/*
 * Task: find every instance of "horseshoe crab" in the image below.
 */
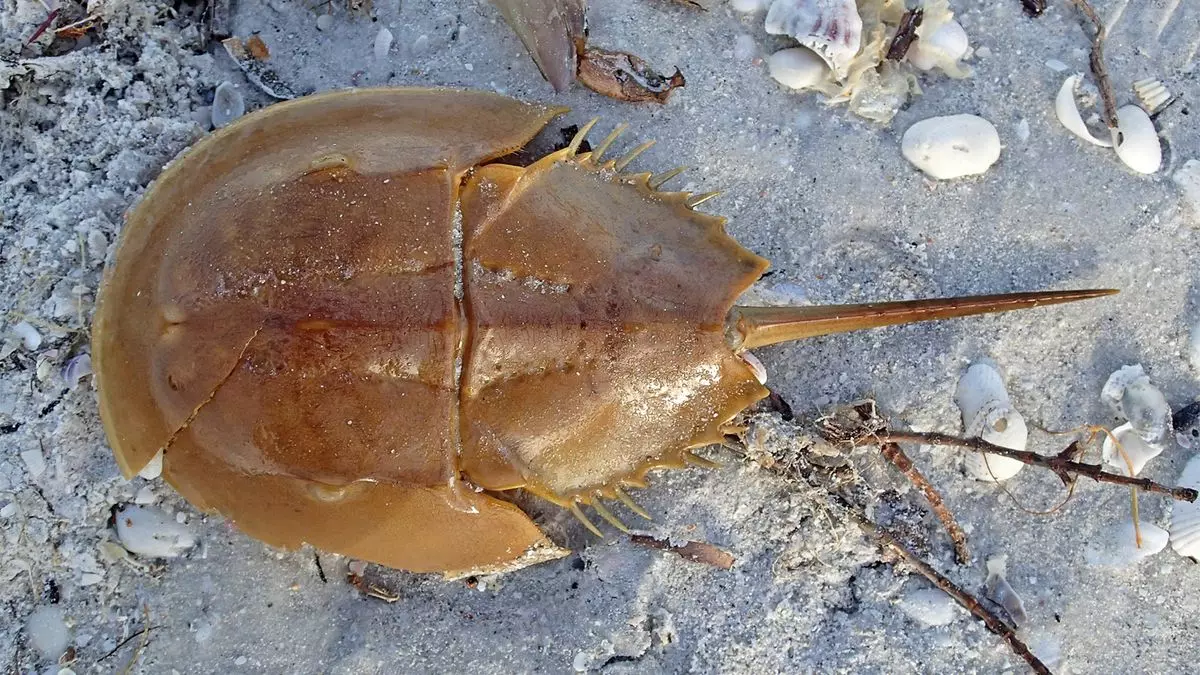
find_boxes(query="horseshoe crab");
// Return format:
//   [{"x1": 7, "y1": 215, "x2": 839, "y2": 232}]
[{"x1": 92, "y1": 88, "x2": 1114, "y2": 577}]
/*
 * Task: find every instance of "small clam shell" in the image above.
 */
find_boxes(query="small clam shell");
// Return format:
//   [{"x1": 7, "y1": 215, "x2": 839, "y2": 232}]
[
  {"x1": 767, "y1": 47, "x2": 830, "y2": 90},
  {"x1": 764, "y1": 0, "x2": 861, "y2": 79},
  {"x1": 112, "y1": 503, "x2": 197, "y2": 558},
  {"x1": 1112, "y1": 104, "x2": 1161, "y2": 175},
  {"x1": 901, "y1": 114, "x2": 1001, "y2": 180},
  {"x1": 211, "y1": 82, "x2": 245, "y2": 129},
  {"x1": 1055, "y1": 74, "x2": 1113, "y2": 148},
  {"x1": 954, "y1": 362, "x2": 1026, "y2": 482},
  {"x1": 1101, "y1": 422, "x2": 1163, "y2": 477},
  {"x1": 907, "y1": 19, "x2": 969, "y2": 71},
  {"x1": 1085, "y1": 518, "x2": 1169, "y2": 567},
  {"x1": 1169, "y1": 456, "x2": 1200, "y2": 558}
]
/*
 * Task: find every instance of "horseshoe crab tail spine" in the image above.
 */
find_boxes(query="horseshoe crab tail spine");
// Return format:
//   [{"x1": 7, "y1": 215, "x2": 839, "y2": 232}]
[{"x1": 726, "y1": 289, "x2": 1119, "y2": 351}]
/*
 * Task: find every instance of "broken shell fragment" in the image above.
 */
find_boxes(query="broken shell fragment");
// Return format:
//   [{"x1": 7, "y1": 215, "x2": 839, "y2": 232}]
[
  {"x1": 1112, "y1": 104, "x2": 1161, "y2": 175},
  {"x1": 1169, "y1": 456, "x2": 1200, "y2": 558},
  {"x1": 1100, "y1": 422, "x2": 1163, "y2": 477},
  {"x1": 1133, "y1": 78, "x2": 1171, "y2": 113},
  {"x1": 1085, "y1": 519, "x2": 1169, "y2": 567},
  {"x1": 765, "y1": 0, "x2": 862, "y2": 79},
  {"x1": 985, "y1": 554, "x2": 1028, "y2": 627},
  {"x1": 767, "y1": 47, "x2": 830, "y2": 90},
  {"x1": 954, "y1": 362, "x2": 1026, "y2": 482},
  {"x1": 1054, "y1": 74, "x2": 1112, "y2": 148},
  {"x1": 897, "y1": 587, "x2": 960, "y2": 627},
  {"x1": 111, "y1": 503, "x2": 197, "y2": 558},
  {"x1": 374, "y1": 27, "x2": 393, "y2": 60},
  {"x1": 907, "y1": 18, "x2": 968, "y2": 72},
  {"x1": 1100, "y1": 364, "x2": 1171, "y2": 445},
  {"x1": 901, "y1": 114, "x2": 1000, "y2": 180}
]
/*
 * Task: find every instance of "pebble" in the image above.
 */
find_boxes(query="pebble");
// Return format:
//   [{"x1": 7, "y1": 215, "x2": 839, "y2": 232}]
[
  {"x1": 316, "y1": 13, "x2": 333, "y2": 31},
  {"x1": 901, "y1": 114, "x2": 1001, "y2": 180},
  {"x1": 974, "y1": 45, "x2": 992, "y2": 59},
  {"x1": 112, "y1": 503, "x2": 197, "y2": 558},
  {"x1": 13, "y1": 320, "x2": 42, "y2": 350},
  {"x1": 897, "y1": 587, "x2": 960, "y2": 627},
  {"x1": 26, "y1": 606, "x2": 71, "y2": 661},
  {"x1": 211, "y1": 82, "x2": 245, "y2": 129},
  {"x1": 767, "y1": 47, "x2": 829, "y2": 91},
  {"x1": 374, "y1": 27, "x2": 393, "y2": 60}
]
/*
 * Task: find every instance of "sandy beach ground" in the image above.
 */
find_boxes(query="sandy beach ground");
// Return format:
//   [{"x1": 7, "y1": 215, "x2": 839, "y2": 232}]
[{"x1": 2, "y1": 0, "x2": 1199, "y2": 671}]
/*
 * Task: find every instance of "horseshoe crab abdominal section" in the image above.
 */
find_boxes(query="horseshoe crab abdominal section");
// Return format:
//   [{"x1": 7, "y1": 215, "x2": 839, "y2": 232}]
[{"x1": 92, "y1": 88, "x2": 1117, "y2": 577}]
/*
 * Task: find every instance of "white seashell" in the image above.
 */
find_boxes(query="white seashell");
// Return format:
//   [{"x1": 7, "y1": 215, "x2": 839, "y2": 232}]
[
  {"x1": 1100, "y1": 364, "x2": 1171, "y2": 445},
  {"x1": 1169, "y1": 456, "x2": 1200, "y2": 558},
  {"x1": 26, "y1": 606, "x2": 71, "y2": 661},
  {"x1": 767, "y1": 47, "x2": 830, "y2": 91},
  {"x1": 137, "y1": 449, "x2": 164, "y2": 480},
  {"x1": 1085, "y1": 518, "x2": 1169, "y2": 567},
  {"x1": 211, "y1": 82, "x2": 245, "y2": 129},
  {"x1": 1112, "y1": 104, "x2": 1161, "y2": 174},
  {"x1": 1101, "y1": 422, "x2": 1163, "y2": 476},
  {"x1": 12, "y1": 320, "x2": 42, "y2": 350},
  {"x1": 112, "y1": 503, "x2": 197, "y2": 558},
  {"x1": 1055, "y1": 74, "x2": 1113, "y2": 148},
  {"x1": 907, "y1": 19, "x2": 969, "y2": 71},
  {"x1": 62, "y1": 353, "x2": 92, "y2": 389},
  {"x1": 764, "y1": 0, "x2": 861, "y2": 79},
  {"x1": 1132, "y1": 78, "x2": 1171, "y2": 112},
  {"x1": 730, "y1": 0, "x2": 770, "y2": 11},
  {"x1": 901, "y1": 115, "x2": 1001, "y2": 180},
  {"x1": 374, "y1": 27, "x2": 393, "y2": 60},
  {"x1": 1027, "y1": 633, "x2": 1065, "y2": 672},
  {"x1": 897, "y1": 587, "x2": 960, "y2": 627},
  {"x1": 955, "y1": 362, "x2": 1027, "y2": 481},
  {"x1": 740, "y1": 351, "x2": 768, "y2": 385}
]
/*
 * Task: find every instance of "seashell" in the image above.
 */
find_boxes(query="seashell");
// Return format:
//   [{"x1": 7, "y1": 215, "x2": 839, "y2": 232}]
[
  {"x1": 12, "y1": 320, "x2": 42, "y2": 351},
  {"x1": 901, "y1": 114, "x2": 1001, "y2": 181},
  {"x1": 1085, "y1": 518, "x2": 1169, "y2": 567},
  {"x1": 907, "y1": 19, "x2": 969, "y2": 72},
  {"x1": 26, "y1": 606, "x2": 71, "y2": 661},
  {"x1": 374, "y1": 27, "x2": 393, "y2": 60},
  {"x1": 954, "y1": 362, "x2": 1026, "y2": 482},
  {"x1": 1055, "y1": 74, "x2": 1113, "y2": 148},
  {"x1": 897, "y1": 587, "x2": 960, "y2": 627},
  {"x1": 111, "y1": 503, "x2": 197, "y2": 558},
  {"x1": 1027, "y1": 633, "x2": 1064, "y2": 672},
  {"x1": 62, "y1": 353, "x2": 92, "y2": 389},
  {"x1": 1132, "y1": 78, "x2": 1171, "y2": 113},
  {"x1": 1175, "y1": 401, "x2": 1200, "y2": 450},
  {"x1": 1112, "y1": 104, "x2": 1161, "y2": 175},
  {"x1": 211, "y1": 82, "x2": 245, "y2": 129},
  {"x1": 767, "y1": 46, "x2": 831, "y2": 90},
  {"x1": 985, "y1": 554, "x2": 1028, "y2": 627},
  {"x1": 1101, "y1": 422, "x2": 1164, "y2": 476},
  {"x1": 1100, "y1": 364, "x2": 1171, "y2": 445},
  {"x1": 1169, "y1": 456, "x2": 1200, "y2": 558},
  {"x1": 740, "y1": 351, "x2": 767, "y2": 385},
  {"x1": 764, "y1": 0, "x2": 862, "y2": 79},
  {"x1": 137, "y1": 449, "x2": 164, "y2": 480}
]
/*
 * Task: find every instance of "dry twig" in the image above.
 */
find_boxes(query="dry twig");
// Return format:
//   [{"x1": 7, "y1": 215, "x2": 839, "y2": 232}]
[
  {"x1": 879, "y1": 442, "x2": 971, "y2": 564},
  {"x1": 1070, "y1": 0, "x2": 1118, "y2": 129},
  {"x1": 861, "y1": 431, "x2": 1198, "y2": 503},
  {"x1": 629, "y1": 534, "x2": 735, "y2": 569},
  {"x1": 885, "y1": 8, "x2": 923, "y2": 61}
]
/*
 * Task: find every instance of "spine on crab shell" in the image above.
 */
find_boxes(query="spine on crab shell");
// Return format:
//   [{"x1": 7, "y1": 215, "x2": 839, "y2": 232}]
[{"x1": 726, "y1": 288, "x2": 1119, "y2": 351}]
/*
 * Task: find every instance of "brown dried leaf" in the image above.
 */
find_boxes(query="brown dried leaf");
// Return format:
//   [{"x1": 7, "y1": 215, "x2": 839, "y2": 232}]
[
  {"x1": 577, "y1": 47, "x2": 686, "y2": 104},
  {"x1": 630, "y1": 534, "x2": 735, "y2": 569}
]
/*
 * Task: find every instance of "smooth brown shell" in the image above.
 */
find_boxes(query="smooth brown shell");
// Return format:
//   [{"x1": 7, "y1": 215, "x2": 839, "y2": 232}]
[{"x1": 93, "y1": 88, "x2": 769, "y2": 575}]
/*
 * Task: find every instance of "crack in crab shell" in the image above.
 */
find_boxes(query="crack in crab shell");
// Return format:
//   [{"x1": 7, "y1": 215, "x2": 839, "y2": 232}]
[{"x1": 457, "y1": 147, "x2": 770, "y2": 507}]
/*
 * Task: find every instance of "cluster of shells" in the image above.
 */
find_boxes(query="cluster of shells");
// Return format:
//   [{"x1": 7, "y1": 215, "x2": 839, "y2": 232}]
[
  {"x1": 733, "y1": 0, "x2": 971, "y2": 124},
  {"x1": 953, "y1": 361, "x2": 1200, "y2": 565}
]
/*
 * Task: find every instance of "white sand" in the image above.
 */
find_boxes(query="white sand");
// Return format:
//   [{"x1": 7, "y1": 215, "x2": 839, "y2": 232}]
[{"x1": 2, "y1": 0, "x2": 1199, "y2": 671}]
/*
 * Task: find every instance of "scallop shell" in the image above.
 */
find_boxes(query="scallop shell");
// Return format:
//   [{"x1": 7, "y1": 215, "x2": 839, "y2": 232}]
[
  {"x1": 1055, "y1": 74, "x2": 1113, "y2": 148},
  {"x1": 954, "y1": 362, "x2": 1027, "y2": 482},
  {"x1": 1133, "y1": 78, "x2": 1171, "y2": 113},
  {"x1": 1101, "y1": 422, "x2": 1163, "y2": 477},
  {"x1": 764, "y1": 0, "x2": 862, "y2": 79},
  {"x1": 1112, "y1": 104, "x2": 1162, "y2": 175},
  {"x1": 1169, "y1": 456, "x2": 1200, "y2": 559}
]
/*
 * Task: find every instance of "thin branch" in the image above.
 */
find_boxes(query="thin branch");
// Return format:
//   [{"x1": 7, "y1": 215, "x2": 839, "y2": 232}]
[
  {"x1": 1070, "y1": 0, "x2": 1118, "y2": 129},
  {"x1": 885, "y1": 8, "x2": 923, "y2": 61},
  {"x1": 880, "y1": 442, "x2": 971, "y2": 564},
  {"x1": 847, "y1": 510, "x2": 1051, "y2": 675},
  {"x1": 862, "y1": 431, "x2": 1198, "y2": 503},
  {"x1": 629, "y1": 534, "x2": 735, "y2": 569}
]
